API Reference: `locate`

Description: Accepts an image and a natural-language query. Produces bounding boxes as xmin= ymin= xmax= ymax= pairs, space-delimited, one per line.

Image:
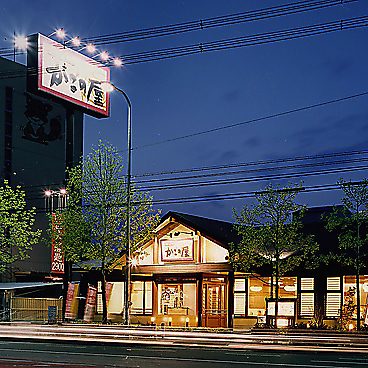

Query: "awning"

xmin=0 ymin=282 xmax=62 ymax=291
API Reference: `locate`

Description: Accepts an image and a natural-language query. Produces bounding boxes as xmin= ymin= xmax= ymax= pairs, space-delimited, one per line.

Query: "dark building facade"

xmin=0 ymin=56 xmax=83 ymax=282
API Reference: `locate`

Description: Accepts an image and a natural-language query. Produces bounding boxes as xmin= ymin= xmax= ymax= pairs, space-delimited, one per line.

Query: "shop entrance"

xmin=202 ymin=282 xmax=227 ymax=328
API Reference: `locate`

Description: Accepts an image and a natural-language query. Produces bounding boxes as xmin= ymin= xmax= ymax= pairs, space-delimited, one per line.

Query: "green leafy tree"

xmin=231 ymin=182 xmax=318 ymax=324
xmin=0 ymin=181 xmax=41 ymax=275
xmin=50 ymin=141 xmax=160 ymax=323
xmin=324 ymin=178 xmax=368 ymax=330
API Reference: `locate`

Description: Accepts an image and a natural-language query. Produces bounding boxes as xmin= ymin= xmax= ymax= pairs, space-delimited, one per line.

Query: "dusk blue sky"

xmin=1 ymin=0 xmax=368 ymax=221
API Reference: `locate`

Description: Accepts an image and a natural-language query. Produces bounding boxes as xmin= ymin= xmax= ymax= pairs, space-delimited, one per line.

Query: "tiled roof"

xmin=160 ymin=211 xmax=241 ymax=249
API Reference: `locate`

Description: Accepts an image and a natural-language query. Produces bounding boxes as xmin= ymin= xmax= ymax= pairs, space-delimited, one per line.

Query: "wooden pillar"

xmin=197 ymin=274 xmax=203 ymax=327
xmin=227 ymin=271 xmax=234 ymax=328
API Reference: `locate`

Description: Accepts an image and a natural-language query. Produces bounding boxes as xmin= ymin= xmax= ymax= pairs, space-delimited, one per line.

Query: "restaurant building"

xmin=101 ymin=208 xmax=368 ymax=329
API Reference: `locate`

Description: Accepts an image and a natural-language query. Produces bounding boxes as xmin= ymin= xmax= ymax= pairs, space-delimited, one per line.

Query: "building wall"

xmin=0 ymin=56 xmax=83 ymax=281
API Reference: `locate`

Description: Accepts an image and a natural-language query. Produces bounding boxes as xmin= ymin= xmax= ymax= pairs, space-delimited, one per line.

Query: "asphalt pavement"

xmin=0 ymin=323 xmax=368 ymax=353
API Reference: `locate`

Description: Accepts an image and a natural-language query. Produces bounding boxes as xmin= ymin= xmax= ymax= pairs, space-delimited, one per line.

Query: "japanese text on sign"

xmin=38 ymin=34 xmax=109 ymax=117
xmin=161 ymin=239 xmax=194 ymax=262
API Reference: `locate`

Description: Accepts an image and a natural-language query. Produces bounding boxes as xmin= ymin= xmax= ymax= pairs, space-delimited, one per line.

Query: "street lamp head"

xmin=14 ymin=34 xmax=28 ymax=51
xmin=44 ymin=190 xmax=52 ymax=197
xmin=100 ymin=81 xmax=115 ymax=93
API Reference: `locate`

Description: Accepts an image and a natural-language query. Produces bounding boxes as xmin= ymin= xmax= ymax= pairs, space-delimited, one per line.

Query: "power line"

xmin=86 ymin=0 xmax=358 ymax=45
xmin=133 ymin=150 xmax=368 ymax=180
xmin=0 ymin=0 xmax=357 ymax=59
xmin=0 ymin=15 xmax=367 ymax=80
xmin=114 ymin=16 xmax=368 ymax=65
xmin=130 ymin=90 xmax=368 ymax=152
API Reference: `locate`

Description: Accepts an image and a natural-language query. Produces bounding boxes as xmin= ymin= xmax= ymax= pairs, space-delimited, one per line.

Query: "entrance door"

xmin=202 ymin=282 xmax=227 ymax=327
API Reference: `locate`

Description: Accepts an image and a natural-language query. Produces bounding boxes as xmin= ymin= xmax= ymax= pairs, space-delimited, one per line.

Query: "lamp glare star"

xmin=56 ymin=28 xmax=66 ymax=40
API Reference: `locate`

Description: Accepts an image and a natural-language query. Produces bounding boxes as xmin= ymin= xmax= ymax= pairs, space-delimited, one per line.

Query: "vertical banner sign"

xmin=83 ymin=285 xmax=97 ymax=323
xmin=65 ymin=282 xmax=79 ymax=319
xmin=51 ymin=213 xmax=64 ymax=274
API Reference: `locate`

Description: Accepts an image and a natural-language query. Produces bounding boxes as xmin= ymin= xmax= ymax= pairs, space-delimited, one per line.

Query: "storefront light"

xmin=250 ymin=286 xmax=263 ymax=292
xmin=363 ymin=283 xmax=368 ymax=292
xmin=276 ymin=318 xmax=289 ymax=328
xmin=284 ymin=285 xmax=297 ymax=292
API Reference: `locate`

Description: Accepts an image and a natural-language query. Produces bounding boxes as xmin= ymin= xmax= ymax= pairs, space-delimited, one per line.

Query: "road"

xmin=0 ymin=340 xmax=367 ymax=368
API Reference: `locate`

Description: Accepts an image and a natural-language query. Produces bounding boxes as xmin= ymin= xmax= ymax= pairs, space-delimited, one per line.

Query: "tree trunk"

xmin=356 ymin=218 xmax=361 ymax=331
xmin=275 ymin=258 xmax=279 ymax=328
xmin=101 ymin=269 xmax=108 ymax=324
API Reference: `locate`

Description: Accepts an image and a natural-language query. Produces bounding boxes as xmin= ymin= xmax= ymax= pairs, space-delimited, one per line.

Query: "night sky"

xmin=1 ymin=0 xmax=368 ymax=221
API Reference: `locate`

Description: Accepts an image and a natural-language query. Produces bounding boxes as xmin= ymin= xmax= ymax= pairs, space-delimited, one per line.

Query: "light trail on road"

xmin=0 ymin=340 xmax=368 ymax=368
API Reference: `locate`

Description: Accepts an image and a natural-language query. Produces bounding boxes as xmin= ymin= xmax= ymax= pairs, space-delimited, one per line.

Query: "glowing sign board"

xmin=27 ymin=33 xmax=110 ymax=118
xmin=51 ymin=213 xmax=64 ymax=274
xmin=160 ymin=239 xmax=194 ymax=262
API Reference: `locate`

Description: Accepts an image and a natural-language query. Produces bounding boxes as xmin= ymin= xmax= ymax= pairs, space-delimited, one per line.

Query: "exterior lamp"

xmin=70 ymin=37 xmax=81 ymax=47
xmin=99 ymin=51 xmax=109 ymax=61
xmin=55 ymin=28 xmax=66 ymax=40
xmin=101 ymin=81 xmax=132 ymax=326
xmin=113 ymin=58 xmax=123 ymax=67
xmin=14 ymin=35 xmax=28 ymax=51
xmin=86 ymin=43 xmax=96 ymax=54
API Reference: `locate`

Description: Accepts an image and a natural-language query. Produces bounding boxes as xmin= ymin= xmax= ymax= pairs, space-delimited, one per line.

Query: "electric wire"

xmin=0 ymin=0 xmax=358 ymax=58
xmin=0 ymin=15 xmax=367 ymax=79
xmin=129 ymin=90 xmax=368 ymax=152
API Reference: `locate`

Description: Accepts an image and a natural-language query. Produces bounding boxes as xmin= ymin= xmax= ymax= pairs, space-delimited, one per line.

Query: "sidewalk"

xmin=1 ymin=322 xmax=368 ymax=353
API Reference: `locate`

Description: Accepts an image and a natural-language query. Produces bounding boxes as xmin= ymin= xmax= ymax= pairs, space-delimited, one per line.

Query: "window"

xmin=300 ymin=278 xmax=314 ymax=317
xmin=343 ymin=275 xmax=368 ymax=319
xmin=234 ymin=278 xmax=247 ymax=316
xmin=326 ymin=277 xmax=341 ymax=318
xmin=131 ymin=281 xmax=152 ymax=315
xmin=248 ymin=277 xmax=270 ymax=317
xmin=158 ymin=283 xmax=196 ymax=316
xmin=96 ymin=281 xmax=115 ymax=314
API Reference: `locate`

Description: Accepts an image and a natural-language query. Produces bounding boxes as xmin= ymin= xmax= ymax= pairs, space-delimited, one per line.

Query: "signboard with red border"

xmin=51 ymin=213 xmax=64 ymax=274
xmin=27 ymin=33 xmax=110 ymax=118
xmin=160 ymin=238 xmax=194 ymax=262
xmin=83 ymin=285 xmax=97 ymax=323
xmin=65 ymin=282 xmax=79 ymax=319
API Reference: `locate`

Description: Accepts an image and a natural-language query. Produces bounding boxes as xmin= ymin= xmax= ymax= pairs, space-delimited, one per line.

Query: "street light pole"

xmin=105 ymin=84 xmax=132 ymax=326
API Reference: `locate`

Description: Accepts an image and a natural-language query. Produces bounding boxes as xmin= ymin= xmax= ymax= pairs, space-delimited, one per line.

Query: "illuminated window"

xmin=158 ymin=283 xmax=196 ymax=316
xmin=343 ymin=275 xmax=368 ymax=319
xmin=248 ymin=277 xmax=270 ymax=317
xmin=131 ymin=281 xmax=152 ymax=315
xmin=300 ymin=294 xmax=314 ymax=316
xmin=326 ymin=277 xmax=342 ymax=318
xmin=300 ymin=278 xmax=315 ymax=317
xmin=234 ymin=278 xmax=247 ymax=316
xmin=326 ymin=293 xmax=341 ymax=317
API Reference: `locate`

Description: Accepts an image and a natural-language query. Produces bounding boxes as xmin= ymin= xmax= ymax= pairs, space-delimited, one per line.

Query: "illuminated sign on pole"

xmin=51 ymin=213 xmax=64 ymax=274
xmin=27 ymin=33 xmax=110 ymax=118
